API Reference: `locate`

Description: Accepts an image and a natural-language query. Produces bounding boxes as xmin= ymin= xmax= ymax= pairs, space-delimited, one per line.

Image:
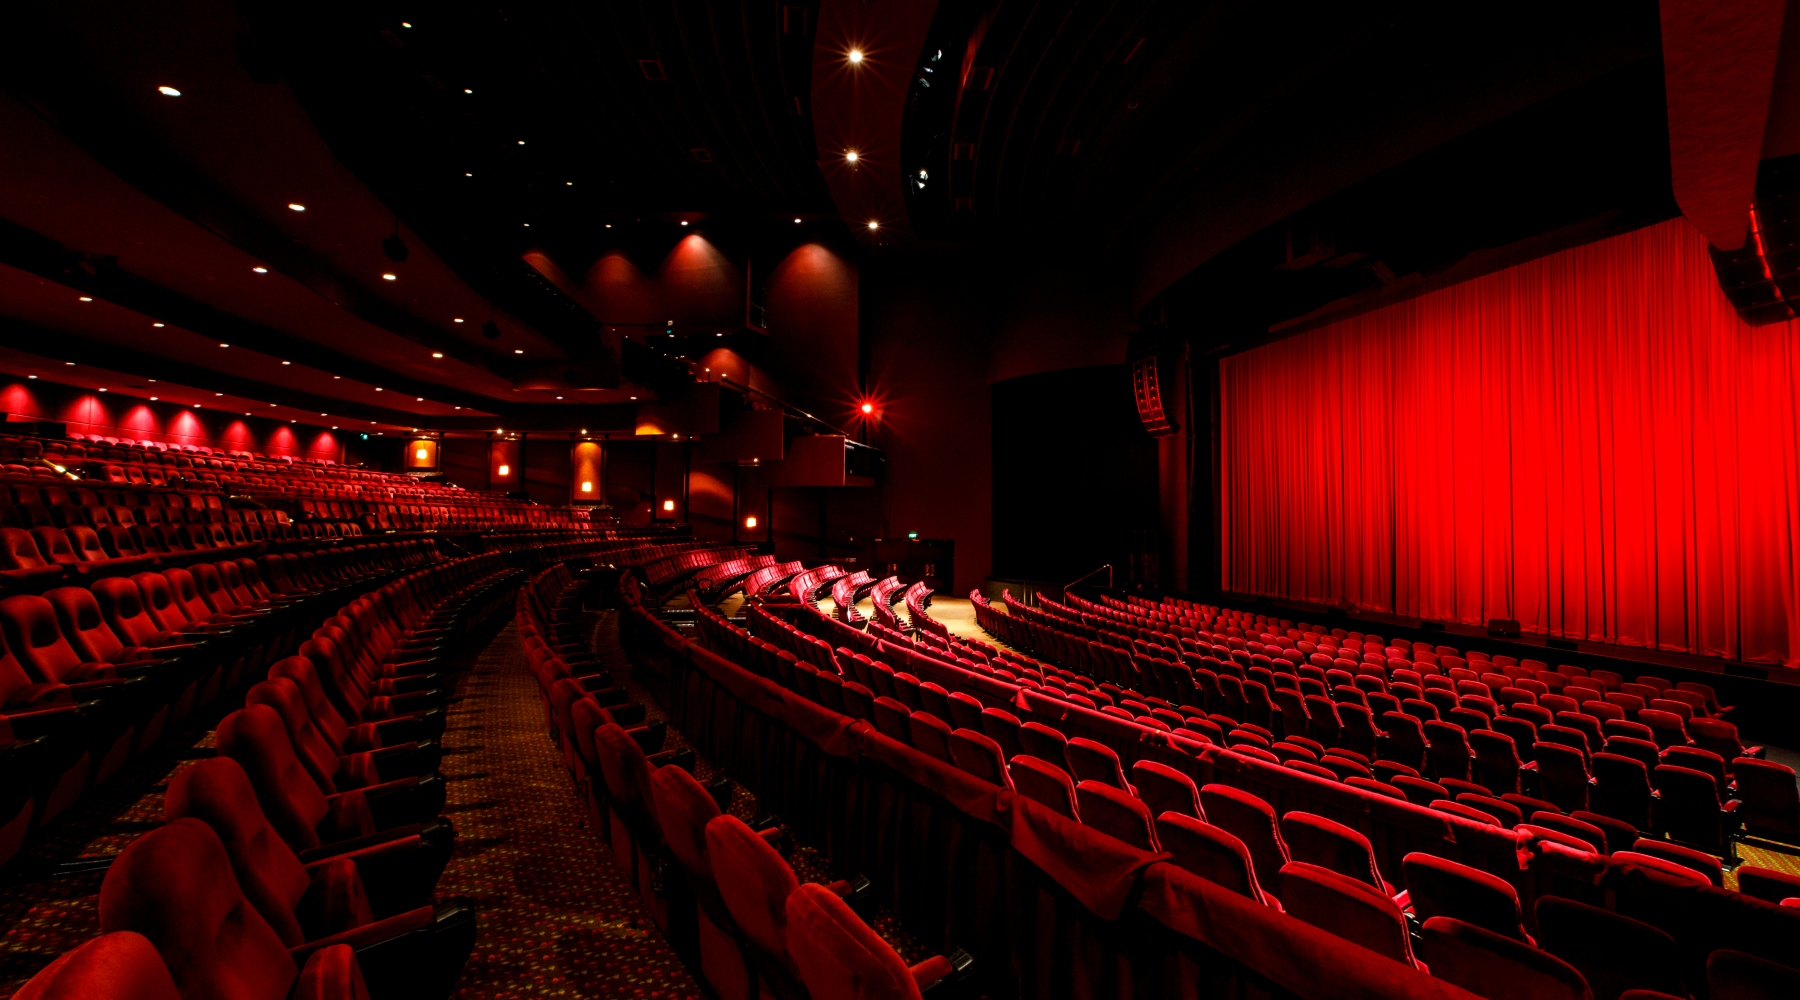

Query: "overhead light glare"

xmin=219 ymin=343 xmax=230 ymax=348
xmin=514 ymin=349 xmax=524 ymax=354
xmin=288 ymin=203 xmax=305 ymax=212
xmin=847 ymin=49 xmax=864 ymax=64
xmin=861 ymin=402 xmax=874 ymax=414
xmin=252 ymin=266 xmax=268 ymax=273
xmin=157 ymin=85 xmax=181 ymax=96
xmin=381 ymin=273 xmax=397 ymax=281
xmin=153 ymin=322 xmax=165 ymax=328
xmin=281 ymin=361 xmax=291 ymax=365
xmin=745 ymin=515 xmax=758 ymax=528
xmin=78 ymin=296 xmax=93 ymax=302
xmin=867 ymin=220 xmax=880 ymax=230
xmin=794 ymin=218 xmax=802 ymax=223
xmin=844 ymin=150 xmax=859 ymax=164
xmin=432 ymin=352 xmax=444 ymax=358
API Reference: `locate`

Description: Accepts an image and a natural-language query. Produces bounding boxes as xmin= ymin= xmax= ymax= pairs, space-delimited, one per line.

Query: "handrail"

xmin=1062 ymin=563 xmax=1113 ymax=595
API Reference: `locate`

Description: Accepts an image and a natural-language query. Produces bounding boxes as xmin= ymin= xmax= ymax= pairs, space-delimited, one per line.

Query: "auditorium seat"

xmin=650 ymin=765 xmax=753 ymax=1000
xmin=704 ymin=814 xmax=825 ymax=1000
xmin=1736 ymin=865 xmax=1800 ymax=905
xmin=1198 ymin=784 xmax=1289 ymax=895
xmin=1279 ymin=811 xmax=1394 ymax=896
xmin=1009 ymin=755 xmax=1079 ymax=819
xmin=1534 ymin=896 xmax=1683 ymax=1000
xmin=1590 ymin=753 xmax=1655 ymax=831
xmin=1076 ymin=781 xmax=1157 ymax=850
xmin=98 ymin=819 xmax=372 ymax=1000
xmin=1130 ymin=760 xmax=1203 ymax=821
xmin=1018 ymin=721 xmax=1069 ymax=763
xmin=906 ymin=711 xmax=953 ymax=763
xmin=1155 ymin=813 xmax=1279 ymax=908
xmin=1402 ymin=853 xmax=1531 ymax=943
xmin=1707 ymin=949 xmax=1800 ymax=1000
xmin=1731 ymin=758 xmax=1799 ymax=842
xmin=7 ymin=931 xmax=180 ymax=1000
xmin=1652 ymin=765 xmax=1739 ymax=856
xmin=1065 ymin=737 xmax=1132 ymax=792
xmin=785 ymin=882 xmax=961 ymax=1000
xmin=1278 ymin=862 xmax=1422 ymax=971
xmin=1420 ymin=917 xmax=1590 ymax=1000
xmin=972 ymin=707 xmax=1020 ymax=756
xmin=948 ymin=729 xmax=1011 ymax=789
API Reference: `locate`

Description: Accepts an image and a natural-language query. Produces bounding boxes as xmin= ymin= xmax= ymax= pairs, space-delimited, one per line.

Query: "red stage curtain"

xmin=1221 ymin=219 xmax=1800 ymax=667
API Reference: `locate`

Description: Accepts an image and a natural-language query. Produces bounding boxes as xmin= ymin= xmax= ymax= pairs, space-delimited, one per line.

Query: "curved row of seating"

xmin=5 ymin=548 xmax=516 ymax=1000
xmin=526 ymin=560 xmax=969 ymax=1000
xmin=663 ymin=582 xmax=1800 ymax=999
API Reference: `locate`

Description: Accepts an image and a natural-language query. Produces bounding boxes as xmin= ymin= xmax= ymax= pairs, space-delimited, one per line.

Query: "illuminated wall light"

xmin=157 ymin=85 xmax=181 ymax=96
xmin=580 ymin=481 xmax=593 ymax=493
xmin=744 ymin=515 xmax=758 ymax=528
xmin=663 ymin=500 xmax=676 ymax=512
xmin=497 ymin=464 xmax=510 ymax=476
xmin=415 ymin=448 xmax=429 ymax=460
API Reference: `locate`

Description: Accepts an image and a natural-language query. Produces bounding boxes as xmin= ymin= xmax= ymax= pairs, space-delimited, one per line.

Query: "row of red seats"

xmin=528 ymin=562 xmax=970 ymax=1000
xmin=690 ymin=591 xmax=1800 ymax=1000
xmin=8 ymin=549 xmax=514 ymax=1000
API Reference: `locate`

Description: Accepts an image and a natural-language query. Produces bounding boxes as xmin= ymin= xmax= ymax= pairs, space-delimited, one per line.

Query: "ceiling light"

xmin=157 ymin=85 xmax=181 ymax=96
xmin=794 ymin=218 xmax=802 ymax=223
xmin=219 ymin=343 xmax=229 ymax=348
xmin=847 ymin=49 xmax=864 ymax=64
xmin=97 ymin=388 xmax=106 ymax=392
xmin=332 ymin=426 xmax=338 ymax=429
xmin=517 ymin=140 xmax=525 ymax=145
xmin=288 ymin=203 xmax=305 ymax=212
xmin=629 ymin=395 xmax=637 ymax=400
xmin=400 ymin=21 xmax=412 ymax=28
xmin=604 ymin=223 xmax=612 ymax=228
xmin=522 ymin=223 xmax=530 ymax=227
xmin=65 ymin=362 xmax=74 ymax=365
xmin=416 ymin=397 xmax=424 ymax=401
xmin=150 ymin=396 xmax=157 ymax=401
xmin=566 ymin=181 xmax=573 ymax=186
xmin=374 ymin=387 xmax=382 ymax=391
xmin=381 ymin=273 xmax=396 ymax=281
xmin=580 ymin=428 xmax=587 ymax=434
xmin=28 ymin=375 xmax=36 ymax=379
xmin=464 ymin=172 xmax=473 ymax=177
xmin=252 ymin=266 xmax=268 ymax=273
xmin=153 ymin=322 xmax=165 ymax=328
xmin=454 ymin=406 xmax=461 ymax=409
xmin=332 ymin=375 xmax=340 ymax=379
xmin=453 ymin=318 xmax=464 ymax=323
xmin=432 ymin=352 xmax=443 ymax=358
xmin=463 ymin=88 xmax=473 ymax=94
xmin=513 ymin=349 xmax=524 ymax=354
xmin=216 ymin=392 xmax=223 ymax=396
xmin=281 ymin=360 xmax=291 ymax=365
xmin=867 ymin=220 xmax=880 ymax=230
xmin=78 ymin=295 xmax=93 ymax=302
xmin=844 ymin=150 xmax=859 ymax=164
xmin=861 ymin=402 xmax=874 ymax=414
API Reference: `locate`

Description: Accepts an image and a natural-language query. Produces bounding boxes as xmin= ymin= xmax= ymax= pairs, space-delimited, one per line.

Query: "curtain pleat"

xmin=1221 ymin=219 xmax=1800 ymax=666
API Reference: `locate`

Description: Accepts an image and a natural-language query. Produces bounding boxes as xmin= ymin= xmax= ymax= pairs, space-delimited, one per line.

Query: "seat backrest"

xmin=1155 ymin=813 xmax=1266 ymax=904
xmin=97 ymin=819 xmax=299 ymax=1000
xmin=907 ymin=711 xmax=954 ymax=763
xmin=0 ymin=594 xmax=92 ymax=684
xmin=1280 ymin=862 xmax=1417 ymax=968
xmin=246 ymin=678 xmax=345 ymax=794
xmin=948 ymin=728 xmax=1011 ymax=790
xmin=214 ymin=705 xmax=331 ymax=851
xmin=1009 ymin=755 xmax=1079 ymax=819
xmin=1075 ymin=781 xmax=1157 ymax=851
xmin=1065 ymin=737 xmax=1130 ymax=790
xmin=164 ymin=758 xmax=314 ymax=947
xmin=44 ymin=586 xmax=131 ymax=665
xmin=870 ymin=696 xmax=912 ymax=744
xmin=1198 ymin=784 xmax=1289 ymax=892
xmin=649 ymin=764 xmax=721 ymax=880
xmin=1421 ymin=917 xmax=1591 ymax=1000
xmin=785 ymin=882 xmax=925 ymax=1000
xmin=1130 ymin=760 xmax=1203 ymax=821
xmin=1279 ymin=812 xmax=1386 ymax=892
xmin=9 ymin=932 xmax=181 ymax=1000
xmin=1402 ymin=852 xmax=1527 ymax=940
xmin=704 ymin=814 xmax=800 ymax=966
xmin=1019 ymin=721 xmax=1068 ymax=762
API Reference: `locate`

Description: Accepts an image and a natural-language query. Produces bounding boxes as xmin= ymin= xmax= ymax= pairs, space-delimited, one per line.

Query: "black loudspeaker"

xmin=1131 ymin=355 xmax=1176 ymax=437
xmin=1708 ymin=152 xmax=1800 ymax=325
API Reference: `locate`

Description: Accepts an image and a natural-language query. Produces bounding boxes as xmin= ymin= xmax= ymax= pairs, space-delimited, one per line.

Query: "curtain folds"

xmin=1221 ymin=219 xmax=1800 ymax=666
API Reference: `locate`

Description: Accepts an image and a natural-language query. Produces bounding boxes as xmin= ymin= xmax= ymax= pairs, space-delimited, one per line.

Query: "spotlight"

xmin=383 ymin=232 xmax=410 ymax=262
xmin=847 ymin=49 xmax=863 ymax=64
xmin=844 ymin=150 xmax=859 ymax=164
xmin=867 ymin=220 xmax=880 ymax=230
xmin=157 ymin=85 xmax=181 ymax=96
xmin=861 ymin=402 xmax=874 ymax=414
xmin=481 ymin=320 xmax=501 ymax=340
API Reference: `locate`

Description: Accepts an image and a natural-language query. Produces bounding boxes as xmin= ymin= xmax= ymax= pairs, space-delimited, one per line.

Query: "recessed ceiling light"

xmin=680 ymin=220 xmax=689 ymax=226
xmin=332 ymin=426 xmax=338 ymax=429
xmin=453 ymin=317 xmax=464 ymax=323
xmin=454 ymin=405 xmax=461 ymax=410
xmin=867 ymin=220 xmax=880 ymax=230
xmin=157 ymin=85 xmax=181 ymax=96
xmin=566 ymin=181 xmax=573 ymax=186
xmin=381 ymin=273 xmax=397 ymax=281
xmin=152 ymin=322 xmax=165 ymax=328
xmin=517 ymin=140 xmax=526 ymax=145
xmin=150 ymin=396 xmax=157 ymax=401
xmin=65 ymin=362 xmax=74 ymax=365
xmin=416 ymin=397 xmax=424 ymax=401
xmin=432 ymin=352 xmax=443 ymax=358
xmin=629 ymin=395 xmax=637 ymax=400
xmin=555 ymin=395 xmax=563 ymax=400
xmin=844 ymin=150 xmax=859 ymax=164
xmin=97 ymin=388 xmax=106 ymax=392
xmin=215 ymin=392 xmax=223 ymax=396
xmin=219 ymin=343 xmax=229 ymax=348
xmin=400 ymin=21 xmax=412 ymax=28
xmin=464 ymin=172 xmax=473 ymax=177
xmin=604 ymin=223 xmax=612 ymax=228
xmin=374 ymin=387 xmax=382 ymax=391
xmin=281 ymin=361 xmax=291 ymax=365
xmin=794 ymin=218 xmax=802 ymax=224
xmin=514 ymin=349 xmax=524 ymax=354
xmin=463 ymin=88 xmax=473 ymax=94
xmin=288 ymin=203 xmax=305 ymax=212
xmin=332 ymin=375 xmax=341 ymax=379
xmin=77 ymin=295 xmax=93 ymax=302
xmin=28 ymin=375 xmax=36 ymax=379
xmin=252 ymin=266 xmax=268 ymax=273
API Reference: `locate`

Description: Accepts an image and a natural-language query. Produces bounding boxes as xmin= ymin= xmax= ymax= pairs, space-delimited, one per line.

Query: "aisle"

xmin=439 ymin=622 xmax=702 ymax=1000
